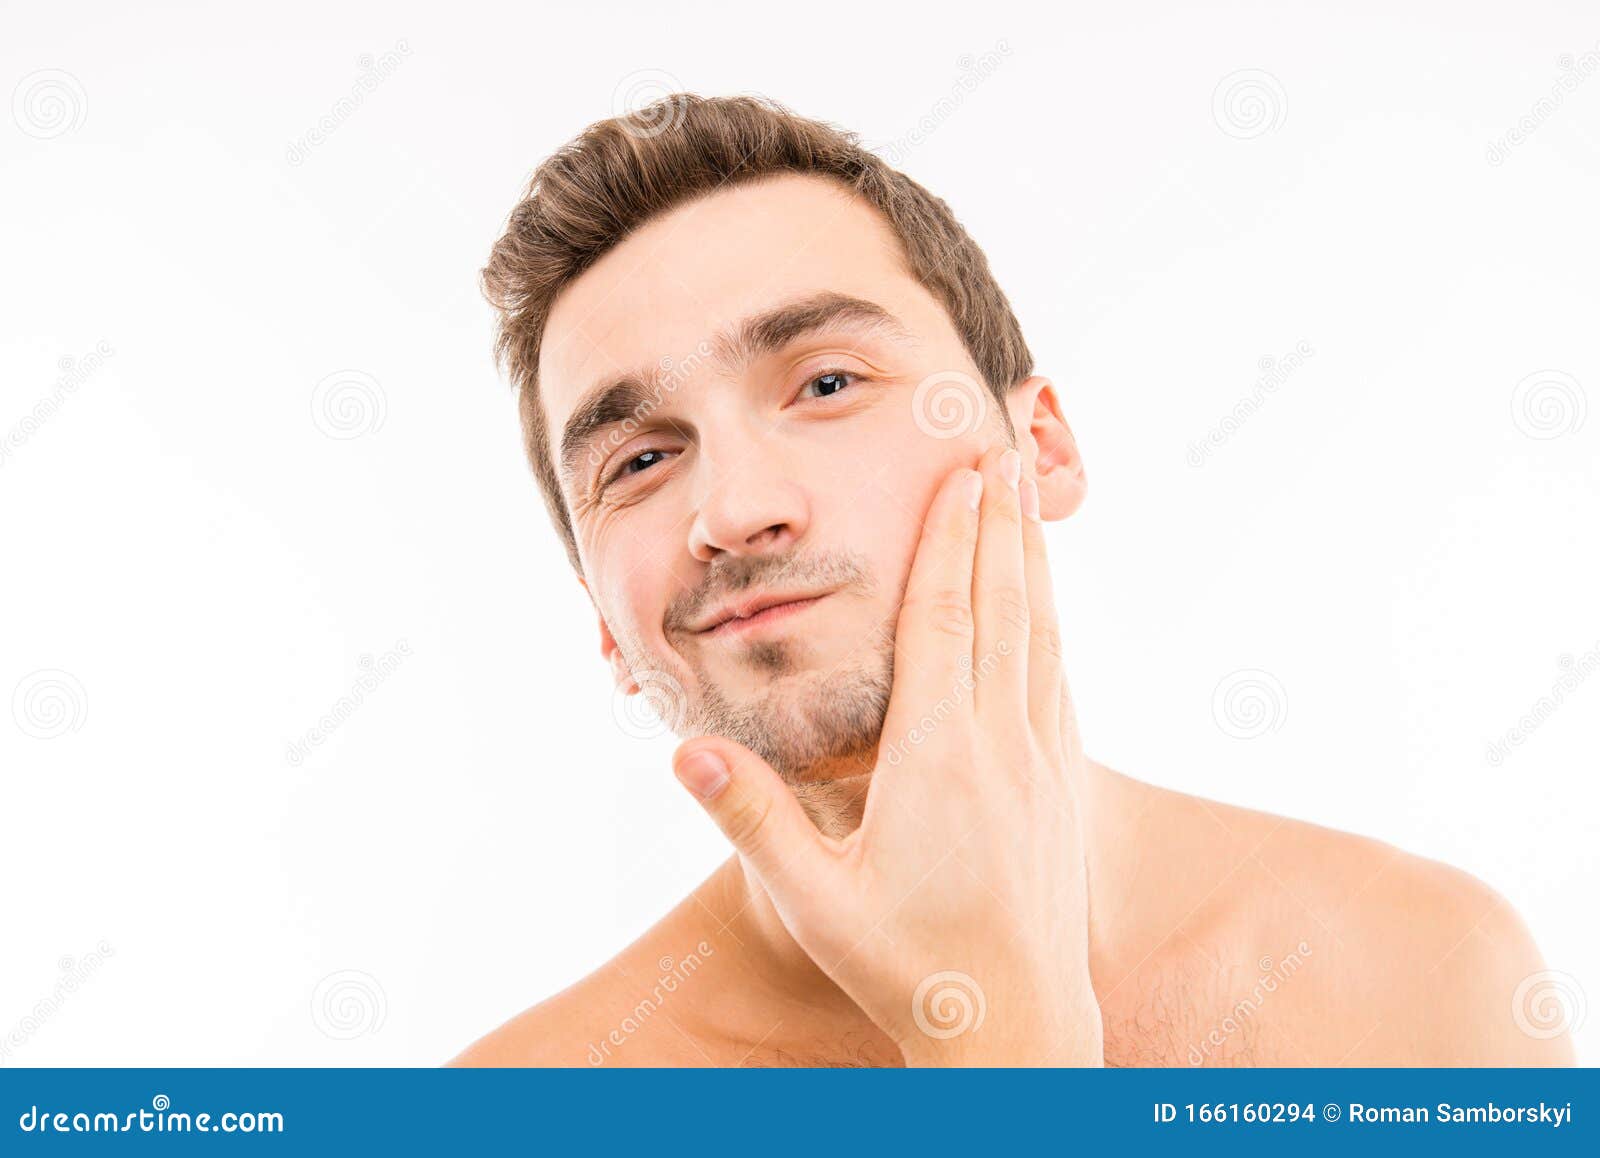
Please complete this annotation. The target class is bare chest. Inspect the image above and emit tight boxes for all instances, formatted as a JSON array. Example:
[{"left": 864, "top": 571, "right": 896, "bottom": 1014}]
[
  {"left": 1097, "top": 950, "right": 1314, "bottom": 1067},
  {"left": 728, "top": 963, "right": 1301, "bottom": 1069}
]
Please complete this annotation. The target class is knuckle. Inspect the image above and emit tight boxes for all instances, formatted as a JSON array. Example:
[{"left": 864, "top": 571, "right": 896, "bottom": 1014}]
[
  {"left": 718, "top": 789, "right": 773, "bottom": 850},
  {"left": 943, "top": 515, "right": 980, "bottom": 544},
  {"left": 931, "top": 604, "right": 976, "bottom": 639},
  {"left": 910, "top": 588, "right": 975, "bottom": 638},
  {"left": 990, "top": 501, "right": 1023, "bottom": 529},
  {"left": 925, "top": 527, "right": 973, "bottom": 564},
  {"left": 1032, "top": 621, "right": 1064, "bottom": 662},
  {"left": 993, "top": 585, "right": 1031, "bottom": 635}
]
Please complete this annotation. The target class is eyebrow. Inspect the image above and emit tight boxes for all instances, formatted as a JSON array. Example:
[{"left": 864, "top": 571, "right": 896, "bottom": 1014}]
[{"left": 557, "top": 291, "right": 912, "bottom": 486}]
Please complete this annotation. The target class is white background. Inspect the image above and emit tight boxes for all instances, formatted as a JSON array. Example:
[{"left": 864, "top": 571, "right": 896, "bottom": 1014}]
[{"left": 2, "top": 1, "right": 1596, "bottom": 1066}]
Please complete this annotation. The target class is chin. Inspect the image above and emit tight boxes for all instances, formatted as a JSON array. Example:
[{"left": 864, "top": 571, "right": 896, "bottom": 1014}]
[{"left": 687, "top": 657, "right": 892, "bottom": 785}]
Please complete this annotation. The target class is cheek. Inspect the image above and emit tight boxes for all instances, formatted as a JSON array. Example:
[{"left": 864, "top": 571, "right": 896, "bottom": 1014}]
[
  {"left": 585, "top": 500, "right": 683, "bottom": 617},
  {"left": 850, "top": 454, "right": 972, "bottom": 601},
  {"left": 818, "top": 405, "right": 993, "bottom": 583},
  {"left": 588, "top": 542, "right": 671, "bottom": 653}
]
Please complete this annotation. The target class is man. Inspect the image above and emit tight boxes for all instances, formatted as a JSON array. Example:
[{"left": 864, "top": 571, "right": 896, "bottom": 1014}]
[{"left": 452, "top": 95, "right": 1571, "bottom": 1067}]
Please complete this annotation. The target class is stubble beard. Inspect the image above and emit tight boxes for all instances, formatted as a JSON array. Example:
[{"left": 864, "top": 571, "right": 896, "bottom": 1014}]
[{"left": 616, "top": 612, "right": 897, "bottom": 836}]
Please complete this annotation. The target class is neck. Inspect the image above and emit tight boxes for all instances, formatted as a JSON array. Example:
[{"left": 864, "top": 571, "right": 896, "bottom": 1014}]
[{"left": 709, "top": 698, "right": 1115, "bottom": 1061}]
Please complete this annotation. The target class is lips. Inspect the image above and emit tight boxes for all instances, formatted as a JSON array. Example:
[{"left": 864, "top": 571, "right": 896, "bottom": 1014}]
[{"left": 693, "top": 590, "right": 831, "bottom": 635}]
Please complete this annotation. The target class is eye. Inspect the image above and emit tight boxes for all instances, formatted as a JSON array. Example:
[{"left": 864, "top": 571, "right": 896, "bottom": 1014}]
[
  {"left": 797, "top": 370, "right": 859, "bottom": 400},
  {"left": 603, "top": 447, "right": 673, "bottom": 489}
]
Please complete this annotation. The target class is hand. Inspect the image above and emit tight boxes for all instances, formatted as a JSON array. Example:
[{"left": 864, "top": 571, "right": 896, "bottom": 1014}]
[{"left": 671, "top": 444, "right": 1103, "bottom": 1066}]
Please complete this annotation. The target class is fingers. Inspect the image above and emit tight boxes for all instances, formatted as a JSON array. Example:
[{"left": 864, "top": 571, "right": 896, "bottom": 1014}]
[
  {"left": 672, "top": 737, "right": 832, "bottom": 898},
  {"left": 878, "top": 464, "right": 983, "bottom": 750},
  {"left": 971, "top": 446, "right": 1030, "bottom": 721},
  {"left": 1018, "top": 474, "right": 1063, "bottom": 743}
]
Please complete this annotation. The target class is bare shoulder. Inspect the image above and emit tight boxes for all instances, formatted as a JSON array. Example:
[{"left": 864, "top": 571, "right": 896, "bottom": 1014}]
[
  {"left": 448, "top": 885, "right": 733, "bottom": 1068},
  {"left": 446, "top": 957, "right": 716, "bottom": 1067},
  {"left": 1098, "top": 771, "right": 1575, "bottom": 1065},
  {"left": 446, "top": 970, "right": 617, "bottom": 1068}
]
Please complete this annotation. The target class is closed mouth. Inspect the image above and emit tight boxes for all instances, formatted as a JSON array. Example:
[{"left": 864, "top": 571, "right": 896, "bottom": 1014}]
[{"left": 697, "top": 592, "right": 831, "bottom": 637}]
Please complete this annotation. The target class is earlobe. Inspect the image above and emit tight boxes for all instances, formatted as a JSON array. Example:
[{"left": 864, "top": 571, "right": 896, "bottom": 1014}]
[
  {"left": 600, "top": 617, "right": 637, "bottom": 693},
  {"left": 581, "top": 576, "right": 636, "bottom": 692},
  {"left": 1010, "top": 376, "right": 1087, "bottom": 521}
]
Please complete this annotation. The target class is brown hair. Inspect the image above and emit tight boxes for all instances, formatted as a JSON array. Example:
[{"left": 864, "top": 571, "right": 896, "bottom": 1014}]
[{"left": 482, "top": 93, "right": 1033, "bottom": 573}]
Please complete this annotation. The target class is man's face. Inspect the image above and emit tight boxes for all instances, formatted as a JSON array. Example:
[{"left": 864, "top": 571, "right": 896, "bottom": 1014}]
[{"left": 539, "top": 173, "right": 1018, "bottom": 783}]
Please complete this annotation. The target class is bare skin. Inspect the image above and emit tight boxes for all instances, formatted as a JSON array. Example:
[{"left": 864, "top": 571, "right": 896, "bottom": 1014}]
[
  {"left": 454, "top": 174, "right": 1571, "bottom": 1068},
  {"left": 453, "top": 782, "right": 1566, "bottom": 1066}
]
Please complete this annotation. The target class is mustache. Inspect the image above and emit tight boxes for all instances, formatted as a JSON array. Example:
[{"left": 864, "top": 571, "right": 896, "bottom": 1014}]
[{"left": 664, "top": 549, "right": 872, "bottom": 634}]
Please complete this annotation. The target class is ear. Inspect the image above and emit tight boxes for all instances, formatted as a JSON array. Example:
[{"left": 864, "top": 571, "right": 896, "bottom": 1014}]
[
  {"left": 1005, "top": 376, "right": 1087, "bottom": 520},
  {"left": 578, "top": 576, "right": 636, "bottom": 692}
]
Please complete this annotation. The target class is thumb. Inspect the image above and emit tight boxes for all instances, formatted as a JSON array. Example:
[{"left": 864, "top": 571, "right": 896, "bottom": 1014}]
[{"left": 672, "top": 738, "right": 823, "bottom": 889}]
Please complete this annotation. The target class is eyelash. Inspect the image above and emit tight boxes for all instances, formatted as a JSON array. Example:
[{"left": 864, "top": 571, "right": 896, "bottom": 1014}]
[{"left": 599, "top": 369, "right": 863, "bottom": 490}]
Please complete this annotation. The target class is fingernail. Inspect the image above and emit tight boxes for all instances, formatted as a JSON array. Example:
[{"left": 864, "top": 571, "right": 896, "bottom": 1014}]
[
  {"left": 1020, "top": 477, "right": 1041, "bottom": 522},
  {"left": 676, "top": 750, "right": 729, "bottom": 799},
  {"left": 963, "top": 470, "right": 983, "bottom": 511},
  {"left": 1001, "top": 449, "right": 1021, "bottom": 489}
]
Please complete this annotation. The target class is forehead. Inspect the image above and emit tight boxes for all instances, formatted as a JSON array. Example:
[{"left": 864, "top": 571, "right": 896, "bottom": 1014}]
[{"left": 538, "top": 173, "right": 937, "bottom": 433}]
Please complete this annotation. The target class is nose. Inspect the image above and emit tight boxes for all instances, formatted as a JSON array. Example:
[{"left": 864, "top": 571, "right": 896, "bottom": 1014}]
[{"left": 686, "top": 443, "right": 811, "bottom": 564}]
